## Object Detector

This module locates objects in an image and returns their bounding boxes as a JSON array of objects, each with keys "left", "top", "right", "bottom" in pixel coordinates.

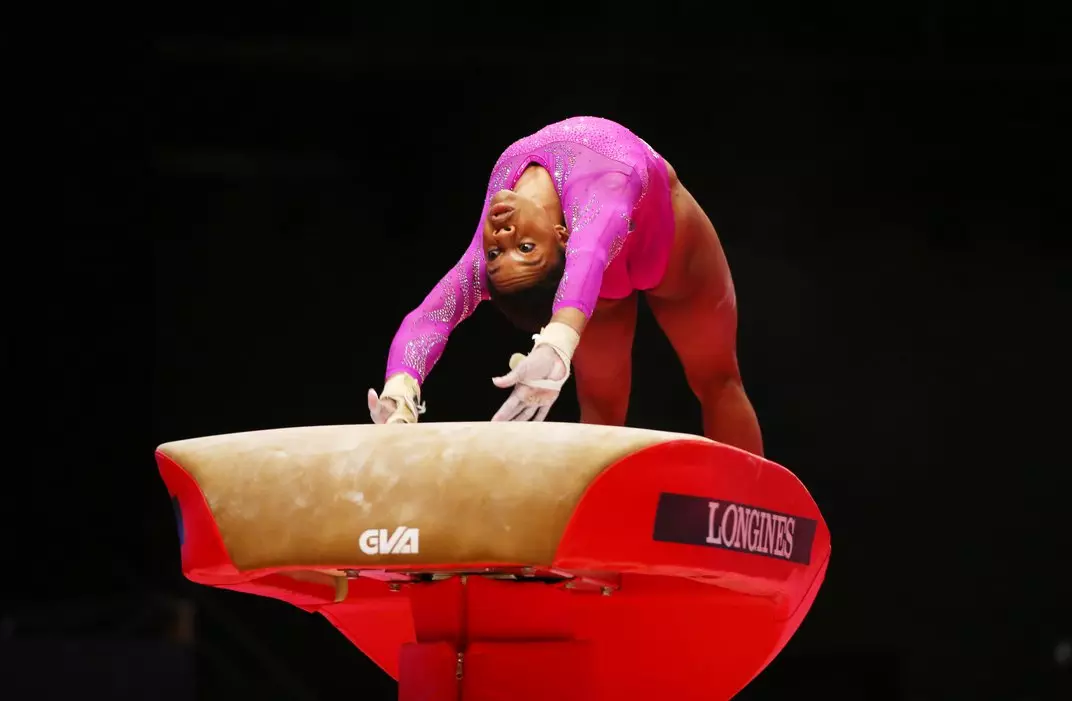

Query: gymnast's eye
[
  {"left": 487, "top": 249, "right": 500, "bottom": 260},
  {"left": 518, "top": 242, "right": 535, "bottom": 254}
]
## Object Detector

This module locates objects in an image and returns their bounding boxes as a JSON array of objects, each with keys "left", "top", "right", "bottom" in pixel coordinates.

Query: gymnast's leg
[
  {"left": 571, "top": 293, "right": 638, "bottom": 426},
  {"left": 646, "top": 185, "right": 764, "bottom": 456}
]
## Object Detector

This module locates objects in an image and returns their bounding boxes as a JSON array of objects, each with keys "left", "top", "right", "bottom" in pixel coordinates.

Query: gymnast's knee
[
  {"left": 687, "top": 370, "right": 744, "bottom": 405},
  {"left": 575, "top": 373, "right": 631, "bottom": 426}
]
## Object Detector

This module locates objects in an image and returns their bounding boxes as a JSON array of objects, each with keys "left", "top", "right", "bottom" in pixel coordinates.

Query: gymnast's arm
[
  {"left": 549, "top": 168, "right": 643, "bottom": 334},
  {"left": 370, "top": 230, "right": 489, "bottom": 423}
]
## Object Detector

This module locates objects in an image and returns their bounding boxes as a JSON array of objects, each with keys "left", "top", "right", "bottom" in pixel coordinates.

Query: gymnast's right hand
[{"left": 368, "top": 373, "right": 425, "bottom": 424}]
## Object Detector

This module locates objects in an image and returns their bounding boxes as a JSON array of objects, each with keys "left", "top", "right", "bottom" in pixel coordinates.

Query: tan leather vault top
[{"left": 158, "top": 422, "right": 708, "bottom": 571}]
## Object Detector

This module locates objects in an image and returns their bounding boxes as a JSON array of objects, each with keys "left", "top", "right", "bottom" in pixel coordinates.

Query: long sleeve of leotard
[
  {"left": 384, "top": 228, "right": 488, "bottom": 386},
  {"left": 551, "top": 166, "right": 644, "bottom": 318}
]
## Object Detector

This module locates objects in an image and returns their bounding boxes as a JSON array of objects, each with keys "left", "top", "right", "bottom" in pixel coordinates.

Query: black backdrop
[{"left": 7, "top": 5, "right": 1069, "bottom": 700}]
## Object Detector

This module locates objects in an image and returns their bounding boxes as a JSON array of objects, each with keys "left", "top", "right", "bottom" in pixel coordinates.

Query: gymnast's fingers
[
  {"left": 492, "top": 369, "right": 520, "bottom": 388},
  {"left": 534, "top": 405, "right": 551, "bottom": 422},
  {"left": 492, "top": 395, "right": 525, "bottom": 422},
  {"left": 515, "top": 405, "right": 538, "bottom": 422},
  {"left": 368, "top": 389, "right": 387, "bottom": 423}
]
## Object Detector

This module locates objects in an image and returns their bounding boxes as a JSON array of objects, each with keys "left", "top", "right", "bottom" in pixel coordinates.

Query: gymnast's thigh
[{"left": 572, "top": 294, "right": 639, "bottom": 397}]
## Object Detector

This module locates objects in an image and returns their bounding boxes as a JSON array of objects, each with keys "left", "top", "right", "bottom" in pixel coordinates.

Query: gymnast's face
[{"left": 482, "top": 189, "right": 569, "bottom": 292}]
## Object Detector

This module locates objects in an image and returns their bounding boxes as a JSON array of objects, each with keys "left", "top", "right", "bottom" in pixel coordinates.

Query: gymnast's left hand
[{"left": 491, "top": 344, "right": 568, "bottom": 422}]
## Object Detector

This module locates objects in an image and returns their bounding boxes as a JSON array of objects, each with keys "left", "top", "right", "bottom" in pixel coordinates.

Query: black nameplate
[
  {"left": 172, "top": 496, "right": 184, "bottom": 547},
  {"left": 653, "top": 492, "right": 817, "bottom": 565}
]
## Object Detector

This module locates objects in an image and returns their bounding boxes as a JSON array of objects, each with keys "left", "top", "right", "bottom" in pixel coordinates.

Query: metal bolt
[
  {"left": 601, "top": 586, "right": 612, "bottom": 596},
  {"left": 388, "top": 583, "right": 401, "bottom": 592}
]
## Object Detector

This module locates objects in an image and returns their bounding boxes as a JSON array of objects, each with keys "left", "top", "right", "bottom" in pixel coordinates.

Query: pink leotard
[{"left": 385, "top": 116, "right": 675, "bottom": 386}]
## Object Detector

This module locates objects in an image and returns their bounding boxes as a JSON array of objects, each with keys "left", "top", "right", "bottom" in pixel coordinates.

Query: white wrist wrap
[
  {"left": 381, "top": 372, "right": 425, "bottom": 424},
  {"left": 513, "top": 322, "right": 581, "bottom": 391}
]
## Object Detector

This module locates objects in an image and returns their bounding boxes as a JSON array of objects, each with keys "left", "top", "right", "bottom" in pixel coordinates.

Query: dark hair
[{"left": 487, "top": 251, "right": 566, "bottom": 333}]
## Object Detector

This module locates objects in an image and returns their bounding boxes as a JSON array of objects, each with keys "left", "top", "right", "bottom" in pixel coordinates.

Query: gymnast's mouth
[{"left": 488, "top": 202, "right": 514, "bottom": 226}]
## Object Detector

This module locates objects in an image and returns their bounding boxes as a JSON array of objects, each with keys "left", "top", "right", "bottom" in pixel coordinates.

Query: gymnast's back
[{"left": 485, "top": 116, "right": 664, "bottom": 199}]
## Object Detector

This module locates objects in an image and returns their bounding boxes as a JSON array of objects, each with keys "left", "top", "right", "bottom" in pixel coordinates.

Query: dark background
[{"left": 6, "top": 4, "right": 1069, "bottom": 700}]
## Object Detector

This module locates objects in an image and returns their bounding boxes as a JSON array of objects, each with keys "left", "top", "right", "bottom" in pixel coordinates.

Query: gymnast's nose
[{"left": 493, "top": 224, "right": 516, "bottom": 238}]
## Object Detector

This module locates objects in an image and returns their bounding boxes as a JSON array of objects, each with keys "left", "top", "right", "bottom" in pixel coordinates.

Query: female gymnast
[{"left": 367, "top": 116, "right": 764, "bottom": 456}]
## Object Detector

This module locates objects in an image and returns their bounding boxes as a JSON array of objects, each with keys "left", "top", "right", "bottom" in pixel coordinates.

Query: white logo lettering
[
  {"left": 705, "top": 501, "right": 796, "bottom": 561},
  {"left": 359, "top": 527, "right": 420, "bottom": 555},
  {"left": 706, "top": 501, "right": 723, "bottom": 544}
]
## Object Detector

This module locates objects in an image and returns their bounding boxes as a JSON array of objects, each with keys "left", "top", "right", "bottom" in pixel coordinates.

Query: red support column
[{"left": 398, "top": 577, "right": 595, "bottom": 701}]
